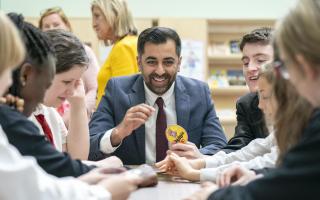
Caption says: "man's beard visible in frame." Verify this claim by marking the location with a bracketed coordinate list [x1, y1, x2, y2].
[145, 72, 176, 95]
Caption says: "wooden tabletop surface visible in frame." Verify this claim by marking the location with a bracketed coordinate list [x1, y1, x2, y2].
[128, 173, 201, 200]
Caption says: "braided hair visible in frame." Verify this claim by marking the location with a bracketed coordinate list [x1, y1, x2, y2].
[7, 13, 55, 97]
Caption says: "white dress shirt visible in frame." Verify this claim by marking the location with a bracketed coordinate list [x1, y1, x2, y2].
[100, 81, 177, 164]
[29, 104, 68, 151]
[200, 132, 277, 182]
[0, 126, 110, 200]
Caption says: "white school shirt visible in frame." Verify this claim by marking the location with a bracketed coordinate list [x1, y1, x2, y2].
[29, 104, 68, 151]
[200, 132, 277, 181]
[0, 126, 110, 200]
[100, 81, 177, 164]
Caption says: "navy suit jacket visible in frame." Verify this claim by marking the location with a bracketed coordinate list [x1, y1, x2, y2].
[89, 74, 226, 164]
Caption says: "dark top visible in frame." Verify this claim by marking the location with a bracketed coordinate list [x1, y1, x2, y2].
[209, 109, 320, 200]
[221, 92, 268, 153]
[89, 74, 227, 164]
[0, 105, 95, 177]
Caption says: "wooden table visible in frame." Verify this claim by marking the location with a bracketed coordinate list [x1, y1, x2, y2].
[128, 173, 200, 200]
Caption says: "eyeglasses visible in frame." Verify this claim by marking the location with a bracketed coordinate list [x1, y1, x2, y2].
[273, 60, 290, 80]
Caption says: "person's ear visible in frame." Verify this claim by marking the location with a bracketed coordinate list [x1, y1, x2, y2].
[19, 63, 34, 87]
[137, 56, 143, 72]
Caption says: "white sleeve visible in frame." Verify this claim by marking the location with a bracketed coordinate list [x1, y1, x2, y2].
[200, 135, 277, 182]
[0, 128, 110, 200]
[205, 134, 274, 168]
[200, 146, 278, 182]
[53, 108, 68, 145]
[99, 128, 121, 154]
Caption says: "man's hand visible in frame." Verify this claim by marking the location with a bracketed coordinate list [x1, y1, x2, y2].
[170, 141, 203, 159]
[111, 104, 155, 146]
[217, 164, 261, 187]
[184, 182, 218, 200]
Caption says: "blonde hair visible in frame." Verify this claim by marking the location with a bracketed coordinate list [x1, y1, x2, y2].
[39, 7, 72, 31]
[91, 0, 137, 44]
[275, 0, 320, 73]
[0, 12, 25, 74]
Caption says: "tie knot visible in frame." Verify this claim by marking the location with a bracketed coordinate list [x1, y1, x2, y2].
[35, 114, 45, 121]
[155, 97, 164, 109]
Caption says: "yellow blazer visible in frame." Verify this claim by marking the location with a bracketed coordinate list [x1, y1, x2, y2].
[96, 35, 139, 106]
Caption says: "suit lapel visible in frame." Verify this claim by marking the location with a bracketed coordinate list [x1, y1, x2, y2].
[175, 76, 190, 131]
[128, 75, 146, 162]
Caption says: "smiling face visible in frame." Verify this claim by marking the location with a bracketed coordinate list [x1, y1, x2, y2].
[43, 65, 86, 107]
[41, 13, 70, 31]
[138, 39, 181, 95]
[242, 43, 273, 92]
[91, 6, 113, 41]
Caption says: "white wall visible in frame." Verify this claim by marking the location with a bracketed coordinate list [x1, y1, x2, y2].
[1, 0, 296, 19]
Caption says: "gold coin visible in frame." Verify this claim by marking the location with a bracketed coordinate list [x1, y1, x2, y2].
[165, 125, 188, 144]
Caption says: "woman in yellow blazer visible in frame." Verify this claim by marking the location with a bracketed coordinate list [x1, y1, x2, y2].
[92, 0, 139, 106]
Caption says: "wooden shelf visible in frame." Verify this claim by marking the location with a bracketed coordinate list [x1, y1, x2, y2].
[208, 54, 242, 65]
[208, 19, 275, 34]
[220, 117, 237, 124]
[211, 86, 249, 96]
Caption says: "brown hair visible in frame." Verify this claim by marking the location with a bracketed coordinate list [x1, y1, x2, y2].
[259, 63, 313, 165]
[240, 27, 273, 51]
[273, 72, 313, 164]
[39, 7, 72, 31]
[46, 29, 88, 74]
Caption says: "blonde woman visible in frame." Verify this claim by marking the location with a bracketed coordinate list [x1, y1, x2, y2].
[91, 0, 139, 106]
[39, 7, 99, 119]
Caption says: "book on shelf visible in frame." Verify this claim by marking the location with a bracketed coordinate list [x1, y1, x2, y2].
[208, 40, 240, 57]
[208, 69, 246, 89]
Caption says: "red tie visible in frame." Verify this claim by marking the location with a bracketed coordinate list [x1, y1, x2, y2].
[155, 97, 168, 162]
[34, 114, 55, 146]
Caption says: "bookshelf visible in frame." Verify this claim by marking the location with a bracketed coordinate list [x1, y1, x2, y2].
[208, 19, 275, 139]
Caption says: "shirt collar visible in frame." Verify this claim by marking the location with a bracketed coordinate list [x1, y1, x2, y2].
[144, 81, 175, 107]
[33, 104, 45, 115]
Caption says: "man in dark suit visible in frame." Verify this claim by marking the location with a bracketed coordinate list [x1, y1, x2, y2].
[221, 27, 273, 153]
[89, 27, 227, 164]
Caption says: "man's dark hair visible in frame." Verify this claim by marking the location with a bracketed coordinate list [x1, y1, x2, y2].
[239, 27, 273, 51]
[7, 13, 55, 97]
[137, 27, 181, 57]
[45, 29, 89, 74]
